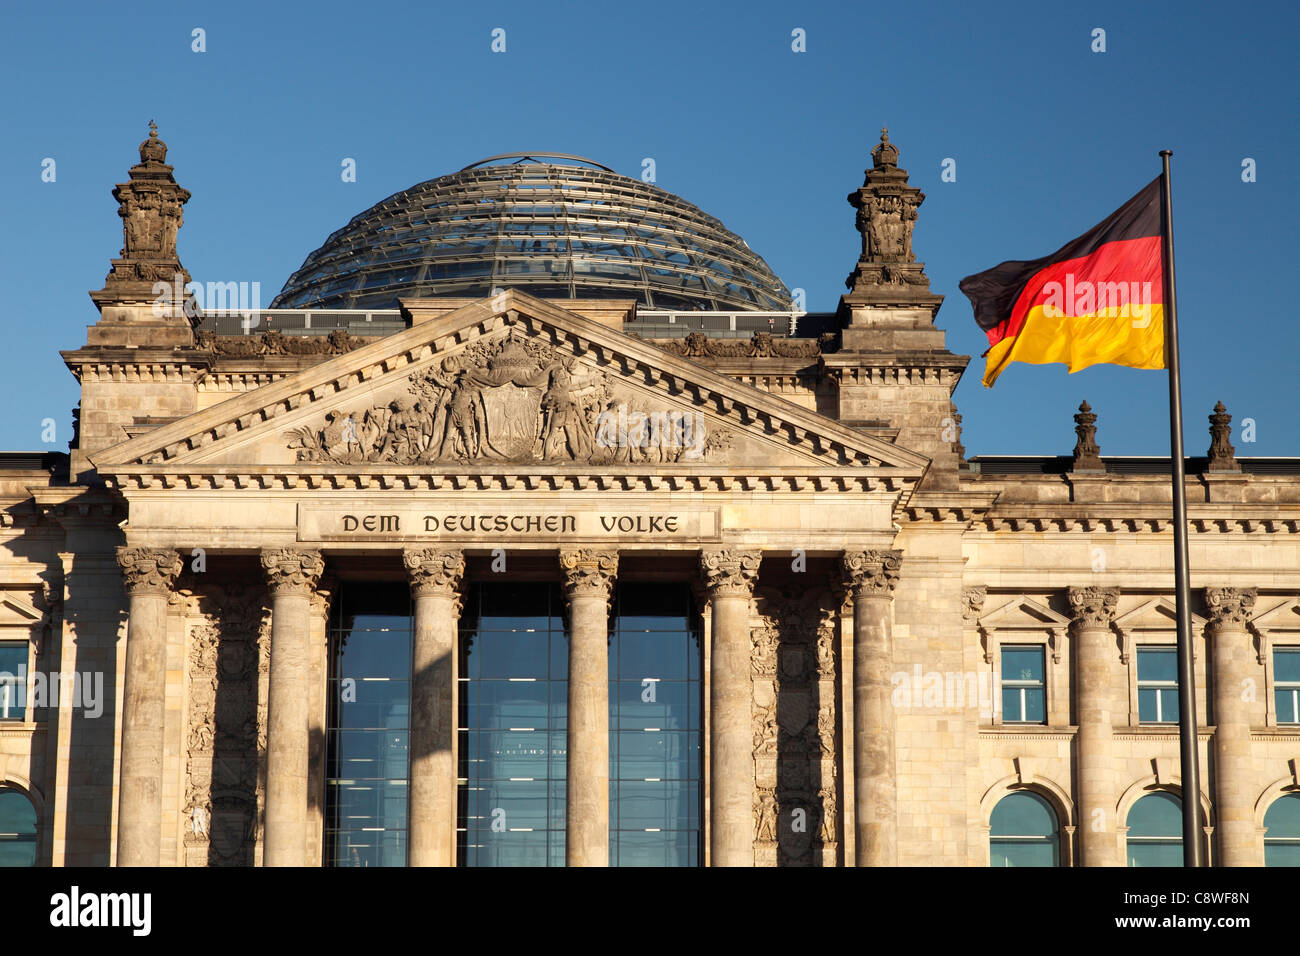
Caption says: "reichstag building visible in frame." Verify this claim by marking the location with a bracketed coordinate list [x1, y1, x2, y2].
[0, 126, 1297, 867]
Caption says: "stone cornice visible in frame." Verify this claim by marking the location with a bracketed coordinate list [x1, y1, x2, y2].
[98, 463, 913, 494]
[90, 292, 931, 482]
[898, 490, 998, 525]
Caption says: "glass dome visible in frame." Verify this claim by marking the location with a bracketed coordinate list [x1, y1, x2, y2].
[272, 153, 794, 312]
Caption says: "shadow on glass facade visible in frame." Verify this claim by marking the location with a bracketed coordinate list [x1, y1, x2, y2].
[326, 583, 412, 867]
[324, 579, 703, 866]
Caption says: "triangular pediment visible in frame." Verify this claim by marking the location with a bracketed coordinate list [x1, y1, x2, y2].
[978, 596, 1071, 632]
[1252, 598, 1300, 633]
[91, 292, 929, 489]
[0, 592, 44, 626]
[1114, 597, 1208, 634]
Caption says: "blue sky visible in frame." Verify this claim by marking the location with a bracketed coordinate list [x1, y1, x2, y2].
[1, 0, 1295, 458]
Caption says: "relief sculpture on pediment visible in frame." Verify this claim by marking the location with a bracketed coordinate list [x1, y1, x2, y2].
[284, 332, 733, 464]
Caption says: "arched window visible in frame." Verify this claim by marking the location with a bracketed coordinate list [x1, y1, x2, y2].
[1126, 791, 1182, 866]
[1263, 793, 1300, 867]
[990, 791, 1060, 866]
[0, 787, 37, 867]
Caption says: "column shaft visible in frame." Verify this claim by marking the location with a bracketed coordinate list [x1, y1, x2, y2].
[1207, 587, 1259, 866]
[116, 548, 181, 867]
[853, 592, 895, 865]
[405, 549, 464, 867]
[262, 549, 323, 867]
[701, 550, 761, 867]
[1070, 587, 1120, 867]
[561, 550, 617, 867]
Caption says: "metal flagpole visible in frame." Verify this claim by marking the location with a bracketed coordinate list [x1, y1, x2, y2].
[1159, 149, 1204, 867]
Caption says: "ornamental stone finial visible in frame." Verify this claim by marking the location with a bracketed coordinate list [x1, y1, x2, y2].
[260, 548, 324, 596]
[1067, 586, 1119, 629]
[841, 549, 902, 598]
[1207, 401, 1240, 472]
[699, 549, 762, 597]
[559, 549, 619, 597]
[1072, 400, 1103, 471]
[117, 547, 183, 595]
[1203, 587, 1257, 629]
[403, 548, 465, 597]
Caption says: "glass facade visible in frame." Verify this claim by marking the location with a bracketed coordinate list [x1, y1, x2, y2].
[1275, 648, 1300, 724]
[457, 581, 703, 867]
[458, 582, 568, 866]
[272, 155, 795, 313]
[1126, 791, 1183, 866]
[1000, 645, 1045, 723]
[0, 788, 36, 867]
[1263, 793, 1300, 867]
[989, 791, 1059, 867]
[326, 583, 412, 867]
[1137, 647, 1179, 724]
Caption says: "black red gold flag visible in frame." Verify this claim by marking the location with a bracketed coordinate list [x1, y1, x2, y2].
[960, 178, 1165, 387]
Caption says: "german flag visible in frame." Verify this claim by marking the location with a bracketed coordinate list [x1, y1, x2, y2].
[960, 177, 1166, 387]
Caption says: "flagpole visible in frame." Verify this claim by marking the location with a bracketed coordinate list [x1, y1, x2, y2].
[1160, 149, 1203, 867]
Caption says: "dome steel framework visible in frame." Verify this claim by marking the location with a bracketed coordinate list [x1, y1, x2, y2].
[272, 154, 794, 312]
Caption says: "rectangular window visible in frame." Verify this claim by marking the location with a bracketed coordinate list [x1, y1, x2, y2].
[0, 644, 26, 721]
[325, 583, 413, 867]
[1000, 645, 1046, 724]
[1275, 648, 1300, 725]
[1137, 647, 1179, 724]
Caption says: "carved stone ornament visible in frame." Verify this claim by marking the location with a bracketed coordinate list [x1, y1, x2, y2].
[117, 547, 183, 595]
[844, 129, 932, 294]
[1203, 587, 1257, 629]
[700, 549, 762, 596]
[653, 330, 821, 360]
[755, 788, 778, 845]
[1072, 401, 1103, 470]
[1067, 586, 1119, 630]
[284, 331, 734, 466]
[962, 586, 987, 623]
[841, 549, 902, 598]
[1207, 401, 1240, 472]
[260, 549, 324, 596]
[100, 122, 193, 292]
[751, 625, 779, 677]
[403, 548, 466, 598]
[184, 586, 271, 865]
[197, 328, 374, 358]
[559, 549, 619, 597]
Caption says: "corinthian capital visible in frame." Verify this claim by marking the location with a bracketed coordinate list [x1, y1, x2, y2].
[404, 548, 466, 597]
[260, 548, 324, 596]
[699, 549, 762, 597]
[117, 547, 183, 596]
[1203, 587, 1257, 630]
[559, 549, 619, 598]
[841, 549, 901, 598]
[1068, 586, 1119, 630]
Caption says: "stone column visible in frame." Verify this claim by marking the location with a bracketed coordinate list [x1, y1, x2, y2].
[115, 547, 183, 867]
[842, 549, 901, 866]
[560, 549, 618, 867]
[700, 549, 762, 867]
[1205, 586, 1258, 866]
[261, 548, 324, 867]
[1069, 586, 1120, 867]
[404, 548, 465, 867]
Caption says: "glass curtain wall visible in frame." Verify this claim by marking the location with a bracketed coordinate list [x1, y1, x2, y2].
[326, 583, 413, 866]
